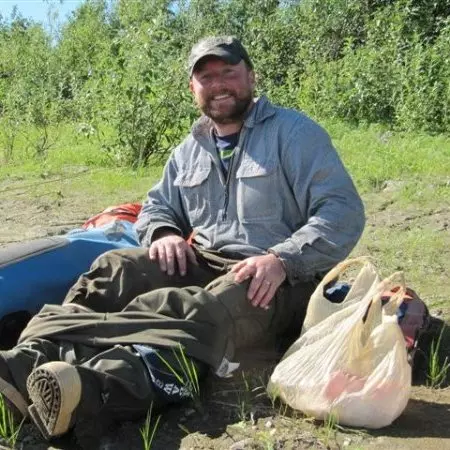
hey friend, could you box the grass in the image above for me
[0,123,163,198]
[3,120,449,189]
[255,429,276,450]
[140,402,161,450]
[354,221,448,309]
[326,120,450,195]
[321,412,339,448]
[427,324,450,389]
[154,344,201,409]
[236,371,252,423]
[233,370,271,424]
[0,395,23,449]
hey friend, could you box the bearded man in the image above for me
[0,36,365,442]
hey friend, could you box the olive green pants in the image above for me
[3,248,316,422]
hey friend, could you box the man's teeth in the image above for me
[214,94,230,100]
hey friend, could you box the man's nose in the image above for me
[209,74,226,89]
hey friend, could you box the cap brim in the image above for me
[190,50,242,76]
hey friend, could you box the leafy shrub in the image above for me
[0,0,448,166]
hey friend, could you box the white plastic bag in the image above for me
[268,270,412,429]
[302,257,380,335]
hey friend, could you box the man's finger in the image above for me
[165,245,176,275]
[259,285,277,309]
[230,260,246,273]
[233,265,255,283]
[250,278,271,305]
[149,245,158,261]
[175,246,187,276]
[246,277,258,300]
[247,275,270,306]
[157,245,167,272]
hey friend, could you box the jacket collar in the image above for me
[191,95,276,146]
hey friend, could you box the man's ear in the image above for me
[189,79,194,94]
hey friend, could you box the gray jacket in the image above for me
[135,96,365,284]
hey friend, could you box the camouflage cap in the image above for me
[188,36,253,77]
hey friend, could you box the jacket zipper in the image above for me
[221,130,246,221]
[222,157,234,221]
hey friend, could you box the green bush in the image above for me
[0,0,448,167]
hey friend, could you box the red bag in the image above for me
[82,203,142,229]
[381,287,430,363]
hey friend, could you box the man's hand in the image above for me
[149,233,197,276]
[231,254,286,309]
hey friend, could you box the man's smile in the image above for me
[211,94,234,103]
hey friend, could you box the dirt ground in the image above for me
[0,174,449,450]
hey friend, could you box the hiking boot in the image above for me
[26,361,81,440]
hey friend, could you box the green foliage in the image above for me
[0,395,23,449]
[154,343,202,408]
[101,7,193,165]
[427,325,450,389]
[322,411,339,448]
[0,12,62,158]
[140,402,161,450]
[0,0,448,166]
[296,0,450,131]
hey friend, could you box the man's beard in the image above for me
[201,91,253,124]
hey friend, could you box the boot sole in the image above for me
[27,361,81,439]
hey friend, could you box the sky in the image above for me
[0,0,84,26]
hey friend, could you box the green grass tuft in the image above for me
[140,402,162,450]
[427,325,450,389]
[0,395,23,449]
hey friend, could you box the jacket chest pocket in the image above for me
[236,159,279,223]
[174,160,216,226]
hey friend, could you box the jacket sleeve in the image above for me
[268,119,365,284]
[134,150,192,247]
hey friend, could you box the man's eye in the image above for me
[200,74,212,82]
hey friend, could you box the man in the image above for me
[0,36,364,442]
